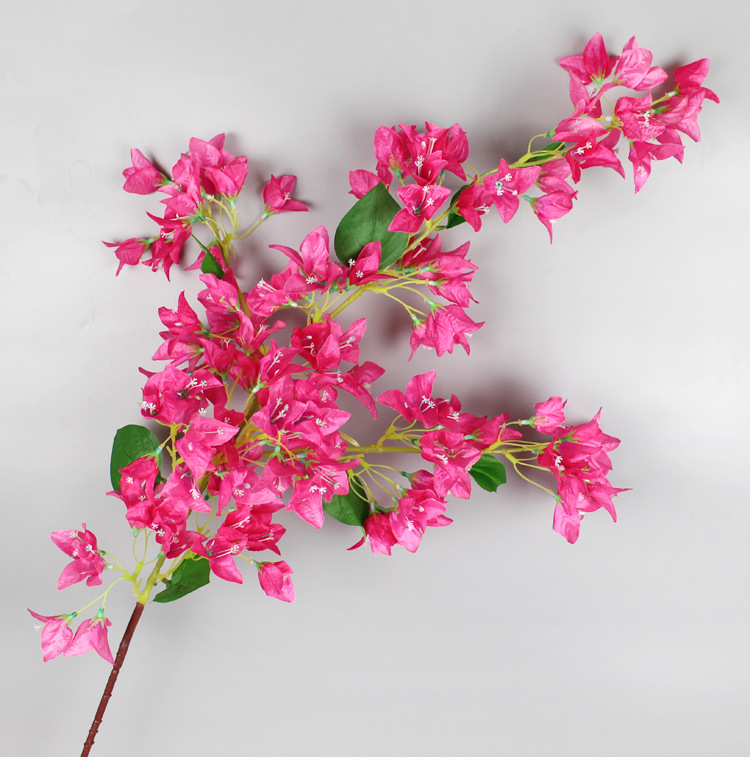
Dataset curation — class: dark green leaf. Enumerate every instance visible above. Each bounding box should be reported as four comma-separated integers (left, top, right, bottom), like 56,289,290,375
201,248,224,279
540,141,564,153
445,210,467,229
153,556,211,603
469,454,507,493
445,184,470,229
110,425,162,490
333,182,408,268
323,475,370,526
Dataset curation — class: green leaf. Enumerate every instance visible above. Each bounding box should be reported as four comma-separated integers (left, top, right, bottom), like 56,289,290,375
445,210,467,229
323,475,370,526
469,454,507,493
153,556,211,603
540,141,564,153
201,248,224,279
333,182,409,268
445,184,472,229
110,425,162,490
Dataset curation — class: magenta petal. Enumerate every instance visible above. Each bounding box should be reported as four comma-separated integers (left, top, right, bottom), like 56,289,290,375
211,555,244,583
553,505,581,544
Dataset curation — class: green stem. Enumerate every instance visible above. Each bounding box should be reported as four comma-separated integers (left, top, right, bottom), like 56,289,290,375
134,554,166,605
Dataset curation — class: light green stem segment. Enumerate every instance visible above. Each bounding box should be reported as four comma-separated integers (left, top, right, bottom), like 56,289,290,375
133,554,167,604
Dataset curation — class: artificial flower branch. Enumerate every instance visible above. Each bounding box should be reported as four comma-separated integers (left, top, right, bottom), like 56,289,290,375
28,33,716,757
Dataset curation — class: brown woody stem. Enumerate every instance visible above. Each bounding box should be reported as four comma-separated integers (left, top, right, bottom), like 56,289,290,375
80,601,145,757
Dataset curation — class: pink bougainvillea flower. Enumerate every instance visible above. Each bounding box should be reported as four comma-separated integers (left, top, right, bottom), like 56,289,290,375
263,174,308,213
564,130,624,184
612,37,668,91
377,370,441,428
269,226,343,294
175,413,239,479
63,610,114,664
374,125,409,185
455,180,493,231
398,236,477,308
346,241,392,287
530,187,576,242
389,184,451,234
390,487,450,553
409,305,483,358
363,512,398,555
203,157,249,199
558,33,618,116
143,213,192,279
192,532,247,583
257,560,295,602
553,500,582,544
424,121,469,180
628,139,683,193
673,59,719,102
656,59,719,142
483,160,541,223
28,610,75,662
419,428,483,499
122,148,164,194
531,397,567,434
104,237,153,275
614,94,666,143
50,524,106,590
348,170,381,199
536,409,626,542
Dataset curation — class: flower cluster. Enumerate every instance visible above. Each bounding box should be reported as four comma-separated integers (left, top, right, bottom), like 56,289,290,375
31,34,715,670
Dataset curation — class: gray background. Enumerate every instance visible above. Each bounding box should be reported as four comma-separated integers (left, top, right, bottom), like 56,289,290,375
3,1,747,755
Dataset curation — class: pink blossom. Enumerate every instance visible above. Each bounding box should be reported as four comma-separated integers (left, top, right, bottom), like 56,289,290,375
374,125,408,185
63,611,114,664
657,59,719,142
615,94,666,143
346,241,391,287
109,456,160,529
455,181,493,231
628,139,683,193
143,213,192,279
192,533,247,583
288,460,357,528
419,428,482,499
364,512,398,555
558,33,618,116
103,237,152,275
28,610,75,662
531,397,567,434
612,37,668,91
263,174,308,213
377,370,441,427
269,226,343,295
409,305,483,358
390,488,450,552
553,502,582,544
530,189,575,241
389,184,451,234
537,410,626,541
483,160,541,223
50,524,105,590
348,170,382,199
257,561,295,602
122,148,164,194
175,413,239,478
203,157,248,198
400,236,477,307
564,130,624,184
219,505,285,555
